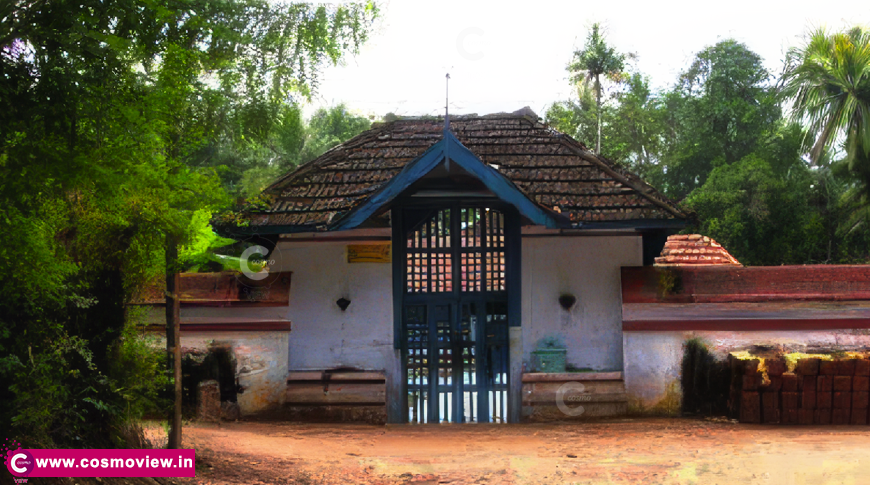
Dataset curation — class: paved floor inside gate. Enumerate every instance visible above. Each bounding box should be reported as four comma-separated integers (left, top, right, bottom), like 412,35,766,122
160,418,870,484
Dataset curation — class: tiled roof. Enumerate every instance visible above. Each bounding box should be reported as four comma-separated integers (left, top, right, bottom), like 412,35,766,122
655,234,741,267
236,113,689,231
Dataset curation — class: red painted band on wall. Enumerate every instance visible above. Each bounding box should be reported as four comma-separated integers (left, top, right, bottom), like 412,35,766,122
623,318,870,332
144,321,292,332
622,265,870,304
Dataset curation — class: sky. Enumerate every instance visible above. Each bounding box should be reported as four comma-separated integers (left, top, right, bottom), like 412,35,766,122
305,0,869,119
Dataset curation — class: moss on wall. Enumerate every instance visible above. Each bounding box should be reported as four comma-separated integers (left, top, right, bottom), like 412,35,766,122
657,268,682,297
628,379,682,416
681,338,731,416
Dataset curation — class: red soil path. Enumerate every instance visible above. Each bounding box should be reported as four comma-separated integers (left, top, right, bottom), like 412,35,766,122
163,418,870,484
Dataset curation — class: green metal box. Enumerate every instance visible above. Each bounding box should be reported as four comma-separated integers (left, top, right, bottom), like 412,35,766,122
531,349,567,373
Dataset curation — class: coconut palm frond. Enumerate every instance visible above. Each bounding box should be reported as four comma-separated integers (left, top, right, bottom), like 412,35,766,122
781,26,870,165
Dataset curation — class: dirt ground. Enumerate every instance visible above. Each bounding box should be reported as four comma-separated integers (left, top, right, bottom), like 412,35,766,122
146,418,870,485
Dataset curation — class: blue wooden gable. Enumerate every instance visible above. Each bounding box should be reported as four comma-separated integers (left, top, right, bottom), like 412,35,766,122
331,130,562,231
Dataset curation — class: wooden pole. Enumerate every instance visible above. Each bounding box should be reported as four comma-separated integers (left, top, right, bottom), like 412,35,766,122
165,234,182,449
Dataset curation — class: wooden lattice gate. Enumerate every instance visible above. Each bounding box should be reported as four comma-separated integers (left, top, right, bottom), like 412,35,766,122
398,205,514,423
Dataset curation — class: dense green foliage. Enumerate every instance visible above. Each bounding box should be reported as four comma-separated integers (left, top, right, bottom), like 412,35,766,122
237,103,372,197
0,0,377,446
656,40,781,199
547,27,870,265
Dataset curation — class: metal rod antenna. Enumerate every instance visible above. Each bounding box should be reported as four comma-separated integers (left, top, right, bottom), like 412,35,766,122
445,73,450,132
444,73,450,170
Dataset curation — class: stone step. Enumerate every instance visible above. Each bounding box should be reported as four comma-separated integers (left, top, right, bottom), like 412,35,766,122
521,373,628,421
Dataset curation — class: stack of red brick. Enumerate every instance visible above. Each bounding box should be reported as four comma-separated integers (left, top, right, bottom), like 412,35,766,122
735,357,870,425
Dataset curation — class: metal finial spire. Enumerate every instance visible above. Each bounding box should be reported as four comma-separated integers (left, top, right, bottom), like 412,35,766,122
444,73,450,132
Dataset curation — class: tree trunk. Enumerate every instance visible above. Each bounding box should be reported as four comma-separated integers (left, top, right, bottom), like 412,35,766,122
165,234,182,449
595,74,602,154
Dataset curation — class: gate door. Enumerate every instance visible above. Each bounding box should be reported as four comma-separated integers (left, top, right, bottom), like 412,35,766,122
402,206,510,423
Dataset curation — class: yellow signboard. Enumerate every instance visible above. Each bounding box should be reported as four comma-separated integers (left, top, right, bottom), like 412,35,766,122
347,243,391,263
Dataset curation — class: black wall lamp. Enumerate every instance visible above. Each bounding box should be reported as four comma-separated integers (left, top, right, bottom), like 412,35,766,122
558,294,577,311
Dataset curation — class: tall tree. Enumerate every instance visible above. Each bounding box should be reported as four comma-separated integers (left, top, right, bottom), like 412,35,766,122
0,0,378,446
684,123,827,265
568,23,626,154
545,82,601,151
608,72,665,177
299,103,372,164
654,40,780,199
781,27,870,190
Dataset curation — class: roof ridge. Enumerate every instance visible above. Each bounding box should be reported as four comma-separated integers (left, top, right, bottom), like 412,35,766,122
372,112,540,125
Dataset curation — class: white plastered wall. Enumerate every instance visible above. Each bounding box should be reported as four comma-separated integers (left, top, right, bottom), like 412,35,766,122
271,239,394,371
179,329,290,414
623,329,870,413
521,235,643,372
141,305,291,415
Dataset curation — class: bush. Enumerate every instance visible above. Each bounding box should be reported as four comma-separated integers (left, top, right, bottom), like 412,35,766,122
108,317,171,424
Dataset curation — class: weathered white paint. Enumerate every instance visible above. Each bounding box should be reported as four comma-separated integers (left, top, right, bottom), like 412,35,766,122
179,330,290,415
271,239,394,371
622,331,683,414
521,235,643,372
623,329,870,413
137,303,293,415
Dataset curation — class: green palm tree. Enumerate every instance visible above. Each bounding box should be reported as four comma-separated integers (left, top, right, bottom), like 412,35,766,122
781,27,870,186
569,23,626,154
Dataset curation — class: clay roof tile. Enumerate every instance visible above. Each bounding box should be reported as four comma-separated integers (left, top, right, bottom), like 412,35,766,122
654,234,741,267
221,114,691,231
